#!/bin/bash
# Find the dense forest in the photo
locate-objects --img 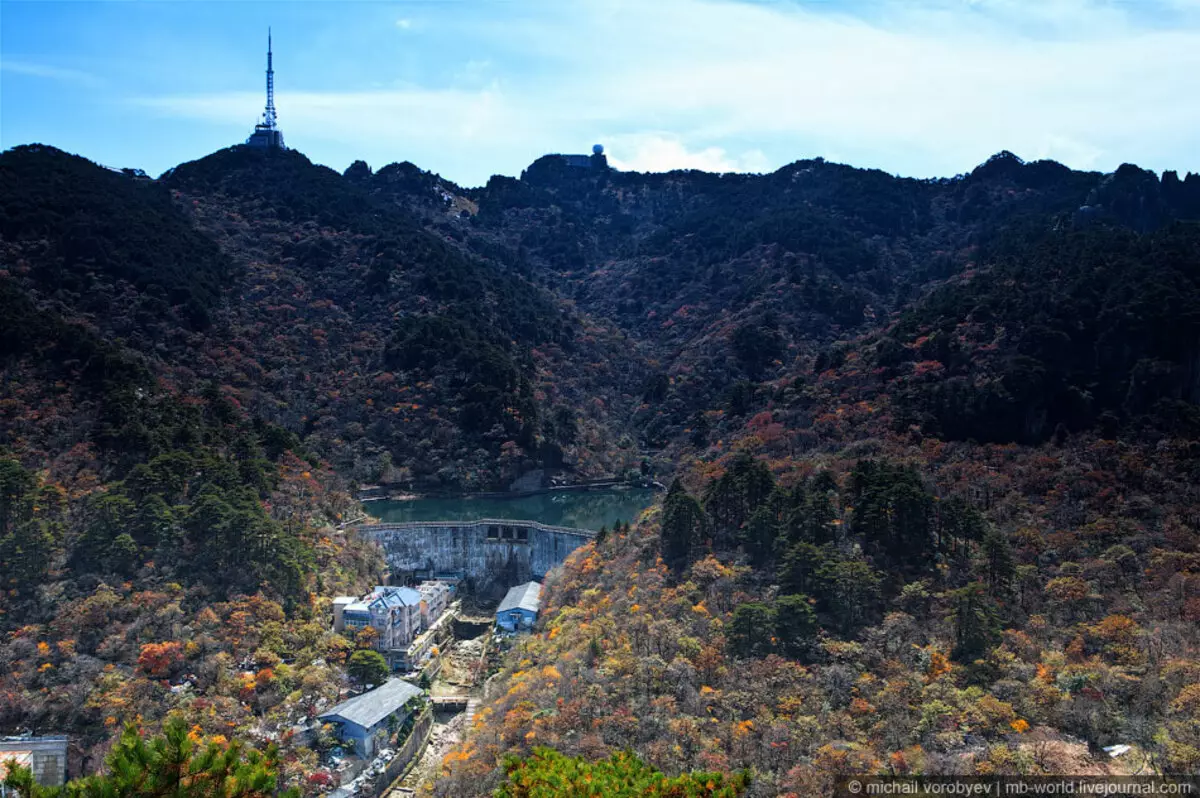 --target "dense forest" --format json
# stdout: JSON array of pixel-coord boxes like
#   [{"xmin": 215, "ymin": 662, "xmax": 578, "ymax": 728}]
[{"xmin": 3, "ymin": 140, "xmax": 1200, "ymax": 795}]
